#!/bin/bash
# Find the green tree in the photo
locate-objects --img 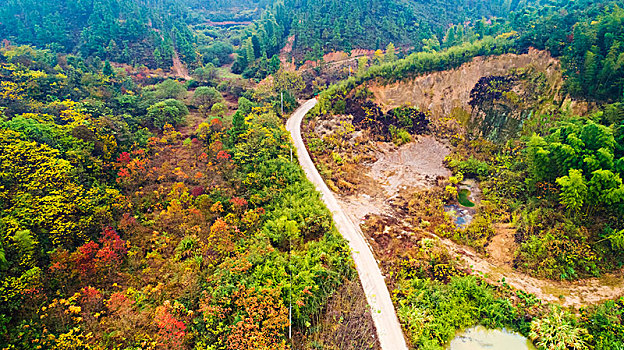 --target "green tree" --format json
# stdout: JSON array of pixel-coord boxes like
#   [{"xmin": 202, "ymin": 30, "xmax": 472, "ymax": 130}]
[
  {"xmin": 193, "ymin": 64, "xmax": 218, "ymax": 83},
  {"xmin": 263, "ymin": 216, "xmax": 300, "ymax": 250},
  {"xmin": 200, "ymin": 41, "xmax": 234, "ymax": 66},
  {"xmin": 237, "ymin": 97, "xmax": 254, "ymax": 116},
  {"xmin": 146, "ymin": 99, "xmax": 189, "ymax": 129},
  {"xmin": 527, "ymin": 134, "xmax": 552, "ymax": 184},
  {"xmin": 245, "ymin": 38, "xmax": 256, "ymax": 65},
  {"xmin": 556, "ymin": 169, "xmax": 588, "ymax": 213},
  {"xmin": 385, "ymin": 42, "xmax": 396, "ymax": 62},
  {"xmin": 273, "ymin": 69, "xmax": 305, "ymax": 96},
  {"xmin": 251, "ymin": 35, "xmax": 262, "ymax": 59},
  {"xmin": 210, "ymin": 102, "xmax": 227, "ymax": 117},
  {"xmin": 154, "ymin": 79, "xmax": 186, "ymax": 100},
  {"xmin": 588, "ymin": 169, "xmax": 624, "ymax": 206},
  {"xmin": 102, "ymin": 60, "xmax": 114, "ymax": 76},
  {"xmin": 192, "ymin": 86, "xmax": 223, "ymax": 108}
]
